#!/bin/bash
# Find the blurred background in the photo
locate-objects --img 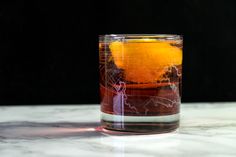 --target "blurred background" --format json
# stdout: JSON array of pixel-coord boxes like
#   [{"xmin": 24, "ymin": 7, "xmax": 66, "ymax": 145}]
[{"xmin": 0, "ymin": 0, "xmax": 236, "ymax": 105}]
